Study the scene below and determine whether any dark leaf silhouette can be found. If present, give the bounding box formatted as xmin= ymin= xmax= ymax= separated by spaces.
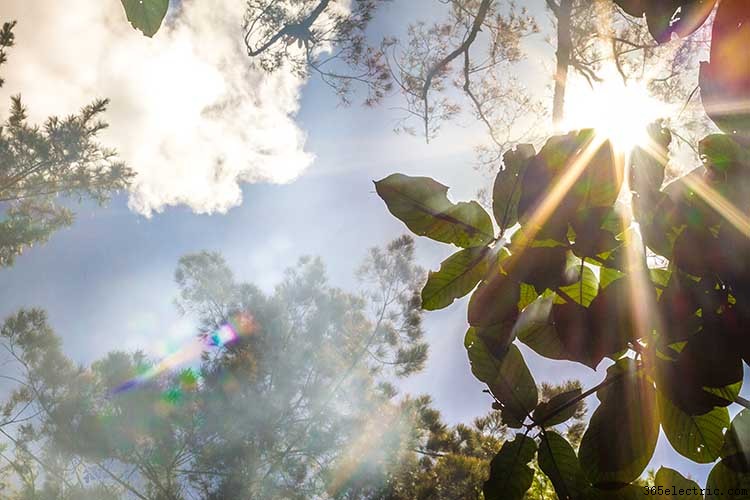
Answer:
xmin=483 ymin=434 xmax=537 ymax=500
xmin=613 ymin=0 xmax=716 ymax=43
xmin=533 ymin=388 xmax=583 ymax=427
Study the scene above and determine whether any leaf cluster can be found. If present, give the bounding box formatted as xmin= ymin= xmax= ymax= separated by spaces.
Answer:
xmin=377 ymin=67 xmax=750 ymax=500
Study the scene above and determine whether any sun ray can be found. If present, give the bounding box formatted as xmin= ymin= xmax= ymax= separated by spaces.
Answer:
xmin=505 ymin=133 xmax=609 ymax=276
xmin=637 ymin=138 xmax=750 ymax=239
xmin=680 ymin=174 xmax=750 ymax=238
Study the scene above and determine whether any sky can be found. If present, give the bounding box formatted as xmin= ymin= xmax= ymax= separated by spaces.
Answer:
xmin=0 ymin=0 xmax=730 ymax=486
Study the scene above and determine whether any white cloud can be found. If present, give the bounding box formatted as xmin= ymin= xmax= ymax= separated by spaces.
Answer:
xmin=0 ymin=0 xmax=314 ymax=215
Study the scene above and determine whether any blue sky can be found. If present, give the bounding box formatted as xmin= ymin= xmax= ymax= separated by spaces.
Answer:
xmin=0 ymin=0 xmax=734 ymax=486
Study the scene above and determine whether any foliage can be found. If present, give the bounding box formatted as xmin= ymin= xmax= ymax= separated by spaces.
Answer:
xmin=0 ymin=237 xmax=430 ymax=499
xmin=376 ymin=2 xmax=750 ymax=496
xmin=0 ymin=21 xmax=132 ymax=268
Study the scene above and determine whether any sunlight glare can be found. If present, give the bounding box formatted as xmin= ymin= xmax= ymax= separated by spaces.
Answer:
xmin=562 ymin=68 xmax=671 ymax=151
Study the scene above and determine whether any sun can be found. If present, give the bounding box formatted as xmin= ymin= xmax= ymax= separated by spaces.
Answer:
xmin=561 ymin=68 xmax=671 ymax=151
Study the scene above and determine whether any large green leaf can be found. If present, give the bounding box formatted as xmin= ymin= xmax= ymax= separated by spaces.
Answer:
xmin=492 ymin=144 xmax=535 ymax=232
xmin=658 ymin=390 xmax=728 ymax=463
xmin=421 ymin=247 xmax=490 ymax=310
xmin=464 ymin=331 xmax=537 ymax=426
xmin=533 ymin=388 xmax=582 ymax=427
xmin=483 ymin=434 xmax=537 ymax=500
xmin=579 ymin=361 xmax=659 ymax=486
xmin=375 ymin=174 xmax=494 ymax=247
xmin=538 ymin=431 xmax=589 ymax=500
xmin=706 ymin=460 xmax=750 ymax=499
xmin=121 ymin=0 xmax=169 ymax=37
xmin=653 ymin=467 xmax=702 ymax=499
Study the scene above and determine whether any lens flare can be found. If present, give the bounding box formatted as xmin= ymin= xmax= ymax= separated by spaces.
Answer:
xmin=112 ymin=312 xmax=256 ymax=395
xmin=562 ymin=67 xmax=672 ymax=152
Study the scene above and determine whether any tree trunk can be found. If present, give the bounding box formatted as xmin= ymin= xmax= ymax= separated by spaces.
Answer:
xmin=552 ymin=0 xmax=573 ymax=129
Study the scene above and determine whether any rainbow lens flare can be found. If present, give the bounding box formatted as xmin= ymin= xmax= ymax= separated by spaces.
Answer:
xmin=112 ymin=312 xmax=256 ymax=395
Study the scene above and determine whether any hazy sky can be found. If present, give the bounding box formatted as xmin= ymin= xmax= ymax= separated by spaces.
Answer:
xmin=0 ymin=0 xmax=731 ymax=485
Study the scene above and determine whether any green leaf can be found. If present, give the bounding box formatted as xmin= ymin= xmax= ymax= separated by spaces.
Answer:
xmin=538 ymin=431 xmax=589 ymax=500
xmin=121 ymin=0 xmax=169 ymax=37
xmin=654 ymin=467 xmax=702 ymax=499
xmin=467 ymin=271 xmax=520 ymax=328
xmin=558 ymin=262 xmax=598 ymax=307
xmin=533 ymin=388 xmax=582 ymax=427
xmin=600 ymin=267 xmax=625 ymax=290
xmin=492 ymin=144 xmax=535 ymax=232
xmin=579 ymin=361 xmax=659 ymax=486
xmin=517 ymin=283 xmax=539 ymax=310
xmin=721 ymin=409 xmax=750 ymax=472
xmin=658 ymin=390 xmax=728 ymax=463
xmin=483 ymin=434 xmax=537 ymax=500
xmin=375 ymin=174 xmax=494 ymax=247
xmin=421 ymin=247 xmax=490 ymax=310
xmin=464 ymin=332 xmax=537 ymax=425
xmin=707 ymin=460 xmax=750 ymax=499
xmin=515 ymin=295 xmax=566 ymax=360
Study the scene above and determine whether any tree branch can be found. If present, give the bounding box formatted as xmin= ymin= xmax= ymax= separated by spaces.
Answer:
xmin=421 ymin=0 xmax=492 ymax=99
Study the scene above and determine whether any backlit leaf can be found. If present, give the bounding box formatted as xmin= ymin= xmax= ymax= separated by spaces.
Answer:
xmin=558 ymin=262 xmax=598 ymax=307
xmin=121 ymin=0 xmax=169 ymax=37
xmin=654 ymin=467 xmax=702 ymax=499
xmin=421 ymin=246 xmax=490 ymax=310
xmin=538 ymin=431 xmax=590 ymax=500
xmin=658 ymin=390 xmax=728 ymax=463
xmin=464 ymin=332 xmax=537 ymax=425
xmin=706 ymin=460 xmax=750 ymax=499
xmin=375 ymin=174 xmax=494 ymax=247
